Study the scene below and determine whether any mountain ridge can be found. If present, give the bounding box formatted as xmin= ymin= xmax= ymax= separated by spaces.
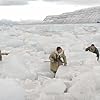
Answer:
xmin=43 ymin=6 xmax=100 ymax=24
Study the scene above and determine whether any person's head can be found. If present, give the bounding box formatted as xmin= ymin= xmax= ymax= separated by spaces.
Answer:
xmin=91 ymin=44 xmax=95 ymax=46
xmin=56 ymin=47 xmax=62 ymax=54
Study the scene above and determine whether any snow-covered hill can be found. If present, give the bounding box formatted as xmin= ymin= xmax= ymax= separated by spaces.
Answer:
xmin=43 ymin=6 xmax=100 ymax=24
xmin=0 ymin=23 xmax=100 ymax=100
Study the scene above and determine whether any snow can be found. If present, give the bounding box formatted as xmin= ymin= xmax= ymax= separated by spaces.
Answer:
xmin=68 ymin=72 xmax=96 ymax=100
xmin=0 ymin=23 xmax=100 ymax=100
xmin=0 ymin=79 xmax=25 ymax=100
xmin=42 ymin=79 xmax=66 ymax=94
xmin=1 ymin=54 xmax=33 ymax=79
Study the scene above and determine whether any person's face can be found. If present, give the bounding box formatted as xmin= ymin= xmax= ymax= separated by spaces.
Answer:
xmin=57 ymin=49 xmax=62 ymax=54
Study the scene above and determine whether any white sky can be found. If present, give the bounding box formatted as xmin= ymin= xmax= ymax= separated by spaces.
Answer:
xmin=0 ymin=0 xmax=97 ymax=21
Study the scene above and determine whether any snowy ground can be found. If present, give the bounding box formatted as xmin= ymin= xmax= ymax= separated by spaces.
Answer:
xmin=0 ymin=23 xmax=100 ymax=100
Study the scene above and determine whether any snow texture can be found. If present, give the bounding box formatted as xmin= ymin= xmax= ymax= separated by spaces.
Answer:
xmin=0 ymin=23 xmax=100 ymax=100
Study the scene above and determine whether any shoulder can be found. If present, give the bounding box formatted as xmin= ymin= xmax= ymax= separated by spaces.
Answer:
xmin=95 ymin=47 xmax=99 ymax=52
xmin=50 ymin=51 xmax=57 ymax=56
xmin=60 ymin=50 xmax=65 ymax=56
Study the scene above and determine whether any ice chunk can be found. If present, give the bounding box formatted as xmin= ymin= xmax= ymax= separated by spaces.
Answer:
xmin=0 ymin=79 xmax=25 ymax=100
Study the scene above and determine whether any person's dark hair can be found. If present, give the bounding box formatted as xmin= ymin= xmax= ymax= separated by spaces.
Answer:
xmin=56 ymin=47 xmax=62 ymax=51
xmin=91 ymin=44 xmax=94 ymax=46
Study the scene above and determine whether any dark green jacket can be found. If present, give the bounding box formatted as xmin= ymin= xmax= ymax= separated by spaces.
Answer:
xmin=85 ymin=45 xmax=99 ymax=60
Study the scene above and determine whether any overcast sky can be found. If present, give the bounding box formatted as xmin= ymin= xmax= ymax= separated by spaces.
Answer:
xmin=0 ymin=0 xmax=99 ymax=21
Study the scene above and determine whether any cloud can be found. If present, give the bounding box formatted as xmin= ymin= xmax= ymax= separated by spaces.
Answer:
xmin=0 ymin=0 xmax=100 ymax=6
xmin=43 ymin=0 xmax=100 ymax=5
xmin=0 ymin=0 xmax=35 ymax=6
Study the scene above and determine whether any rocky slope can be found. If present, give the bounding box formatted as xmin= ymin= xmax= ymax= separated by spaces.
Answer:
xmin=43 ymin=6 xmax=100 ymax=24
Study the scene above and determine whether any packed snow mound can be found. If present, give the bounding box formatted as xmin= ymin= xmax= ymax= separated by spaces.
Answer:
xmin=39 ymin=72 xmax=96 ymax=100
xmin=0 ymin=79 xmax=25 ymax=100
xmin=68 ymin=72 xmax=96 ymax=100
xmin=85 ymin=54 xmax=98 ymax=65
xmin=56 ymin=65 xmax=74 ymax=80
xmin=42 ymin=79 xmax=66 ymax=94
xmin=1 ymin=54 xmax=35 ymax=79
xmin=93 ymin=66 xmax=100 ymax=90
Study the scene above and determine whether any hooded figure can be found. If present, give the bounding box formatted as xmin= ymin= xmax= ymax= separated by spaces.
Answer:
xmin=49 ymin=47 xmax=67 ymax=76
xmin=85 ymin=44 xmax=99 ymax=61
